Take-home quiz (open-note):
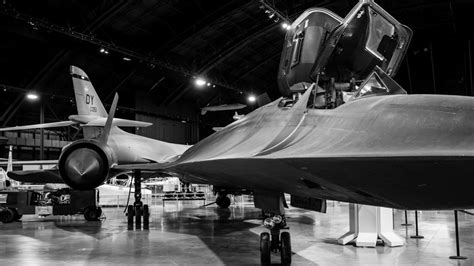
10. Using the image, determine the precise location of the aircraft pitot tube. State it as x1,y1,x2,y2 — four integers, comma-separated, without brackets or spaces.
58,139,118,190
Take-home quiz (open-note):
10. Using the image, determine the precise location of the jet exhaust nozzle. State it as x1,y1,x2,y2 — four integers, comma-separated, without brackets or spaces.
58,139,117,190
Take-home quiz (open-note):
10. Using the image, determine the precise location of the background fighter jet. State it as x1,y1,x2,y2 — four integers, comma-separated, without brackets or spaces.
1,66,191,189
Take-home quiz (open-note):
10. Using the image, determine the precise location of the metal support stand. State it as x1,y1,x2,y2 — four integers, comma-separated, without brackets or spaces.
401,210,412,226
410,211,424,239
127,170,149,230
449,210,467,260
127,205,134,230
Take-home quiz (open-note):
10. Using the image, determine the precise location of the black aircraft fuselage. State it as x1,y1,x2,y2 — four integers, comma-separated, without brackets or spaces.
171,93,474,210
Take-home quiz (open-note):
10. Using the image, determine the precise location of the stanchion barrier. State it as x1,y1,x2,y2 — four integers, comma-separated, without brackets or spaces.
410,211,424,239
401,210,412,226
449,210,467,260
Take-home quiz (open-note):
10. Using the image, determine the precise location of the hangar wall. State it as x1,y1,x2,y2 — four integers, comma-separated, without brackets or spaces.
134,91,199,144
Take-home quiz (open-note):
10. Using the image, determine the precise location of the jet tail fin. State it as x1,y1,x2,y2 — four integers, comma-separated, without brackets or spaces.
70,66,108,118
71,65,113,139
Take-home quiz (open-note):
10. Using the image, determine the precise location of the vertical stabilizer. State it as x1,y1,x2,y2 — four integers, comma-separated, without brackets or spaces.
70,66,108,117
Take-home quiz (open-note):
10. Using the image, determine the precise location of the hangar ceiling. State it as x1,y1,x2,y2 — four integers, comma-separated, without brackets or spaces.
0,0,473,136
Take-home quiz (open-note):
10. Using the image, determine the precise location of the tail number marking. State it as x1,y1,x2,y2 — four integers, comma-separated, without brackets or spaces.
86,94,97,113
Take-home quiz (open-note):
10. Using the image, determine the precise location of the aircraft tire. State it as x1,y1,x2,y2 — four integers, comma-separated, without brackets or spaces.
280,231,292,265
260,232,271,265
127,205,134,230
0,208,15,223
135,205,141,230
143,205,149,230
84,206,101,221
10,208,22,221
216,196,231,208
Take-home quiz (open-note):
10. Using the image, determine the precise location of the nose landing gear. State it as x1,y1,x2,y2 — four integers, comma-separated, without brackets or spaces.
260,214,292,265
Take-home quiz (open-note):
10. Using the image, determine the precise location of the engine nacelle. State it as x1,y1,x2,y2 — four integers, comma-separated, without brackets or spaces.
58,139,117,190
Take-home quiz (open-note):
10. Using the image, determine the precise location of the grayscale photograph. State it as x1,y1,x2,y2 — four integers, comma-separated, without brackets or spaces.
1,0,474,265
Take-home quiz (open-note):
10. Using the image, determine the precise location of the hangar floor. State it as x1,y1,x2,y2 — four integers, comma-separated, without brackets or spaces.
1,199,474,265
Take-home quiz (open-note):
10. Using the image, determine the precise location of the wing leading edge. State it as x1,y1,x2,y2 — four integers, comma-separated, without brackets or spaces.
0,121,77,131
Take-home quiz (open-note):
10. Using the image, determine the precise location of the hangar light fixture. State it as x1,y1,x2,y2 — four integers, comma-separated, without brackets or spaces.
99,47,109,55
195,78,207,87
26,92,39,100
122,57,131,61
259,0,292,30
247,94,257,103
281,22,291,30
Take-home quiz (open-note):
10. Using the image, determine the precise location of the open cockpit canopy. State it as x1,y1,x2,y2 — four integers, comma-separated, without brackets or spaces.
277,0,412,98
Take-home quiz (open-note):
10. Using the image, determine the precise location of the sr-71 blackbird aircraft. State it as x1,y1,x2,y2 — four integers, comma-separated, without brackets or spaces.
2,0,474,264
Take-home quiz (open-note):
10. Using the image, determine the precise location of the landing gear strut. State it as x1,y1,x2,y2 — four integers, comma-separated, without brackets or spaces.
127,170,149,230
260,214,292,265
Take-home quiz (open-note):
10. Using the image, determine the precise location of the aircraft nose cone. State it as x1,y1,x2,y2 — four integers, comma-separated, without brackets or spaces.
64,148,103,186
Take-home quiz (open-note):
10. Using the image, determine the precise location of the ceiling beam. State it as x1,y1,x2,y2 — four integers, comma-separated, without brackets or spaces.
0,3,245,94
14,0,130,93
0,1,130,125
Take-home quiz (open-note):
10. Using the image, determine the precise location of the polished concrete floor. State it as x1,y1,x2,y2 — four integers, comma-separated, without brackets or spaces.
1,198,474,265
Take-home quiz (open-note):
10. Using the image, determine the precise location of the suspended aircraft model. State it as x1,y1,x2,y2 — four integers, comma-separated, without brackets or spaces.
3,0,474,264
200,103,246,115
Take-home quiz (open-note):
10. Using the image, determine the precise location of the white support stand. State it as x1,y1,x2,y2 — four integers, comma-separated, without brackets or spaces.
378,207,404,247
337,204,359,245
338,204,404,247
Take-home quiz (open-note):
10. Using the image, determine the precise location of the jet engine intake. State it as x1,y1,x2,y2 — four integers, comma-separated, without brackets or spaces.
58,139,117,190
